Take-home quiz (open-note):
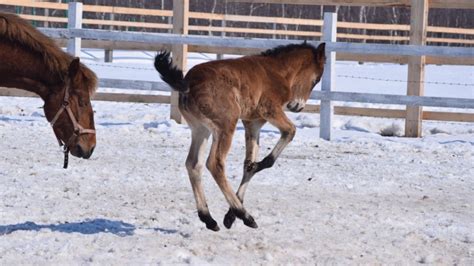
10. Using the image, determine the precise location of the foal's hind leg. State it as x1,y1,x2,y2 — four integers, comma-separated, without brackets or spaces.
224,119,265,229
207,123,258,229
185,125,220,231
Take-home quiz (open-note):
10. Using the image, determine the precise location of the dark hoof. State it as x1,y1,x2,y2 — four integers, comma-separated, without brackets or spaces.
198,211,219,231
243,217,258,229
204,218,220,231
206,223,220,232
231,208,258,229
223,209,236,229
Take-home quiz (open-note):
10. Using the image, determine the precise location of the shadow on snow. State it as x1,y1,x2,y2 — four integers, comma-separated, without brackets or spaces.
0,218,181,237
0,218,136,236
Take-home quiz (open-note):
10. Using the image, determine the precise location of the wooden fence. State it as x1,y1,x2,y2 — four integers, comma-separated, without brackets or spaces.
1,0,473,65
0,0,473,139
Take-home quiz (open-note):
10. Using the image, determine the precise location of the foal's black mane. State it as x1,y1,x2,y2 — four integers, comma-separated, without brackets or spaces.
261,42,318,58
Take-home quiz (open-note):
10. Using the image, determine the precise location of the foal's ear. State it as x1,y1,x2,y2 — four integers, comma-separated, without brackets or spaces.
68,57,81,78
315,43,326,62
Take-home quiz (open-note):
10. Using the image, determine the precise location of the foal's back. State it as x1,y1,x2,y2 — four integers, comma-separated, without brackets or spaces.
191,54,288,86
183,55,289,121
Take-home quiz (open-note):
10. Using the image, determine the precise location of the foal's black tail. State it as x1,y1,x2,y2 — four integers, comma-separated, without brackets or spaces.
154,51,189,93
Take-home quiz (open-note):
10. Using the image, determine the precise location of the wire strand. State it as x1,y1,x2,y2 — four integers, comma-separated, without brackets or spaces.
337,74,474,87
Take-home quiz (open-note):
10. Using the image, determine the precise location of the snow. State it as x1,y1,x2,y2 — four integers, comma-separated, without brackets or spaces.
0,51,473,264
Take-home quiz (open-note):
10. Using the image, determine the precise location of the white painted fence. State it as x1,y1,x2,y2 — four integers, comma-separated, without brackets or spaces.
29,3,474,139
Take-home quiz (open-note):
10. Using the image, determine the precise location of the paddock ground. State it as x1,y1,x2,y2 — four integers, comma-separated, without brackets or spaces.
1,98,473,264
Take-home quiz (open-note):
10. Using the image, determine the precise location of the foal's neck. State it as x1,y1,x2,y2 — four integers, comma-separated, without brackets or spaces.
270,52,308,79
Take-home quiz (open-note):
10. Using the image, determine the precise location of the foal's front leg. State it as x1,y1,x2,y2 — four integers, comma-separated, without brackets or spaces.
224,119,265,229
250,109,296,174
224,110,296,228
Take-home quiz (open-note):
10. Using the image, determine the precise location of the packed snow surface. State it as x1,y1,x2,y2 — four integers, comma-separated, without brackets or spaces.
0,52,473,264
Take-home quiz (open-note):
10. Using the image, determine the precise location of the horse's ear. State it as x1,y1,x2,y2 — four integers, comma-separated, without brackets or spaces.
68,57,81,78
315,43,326,62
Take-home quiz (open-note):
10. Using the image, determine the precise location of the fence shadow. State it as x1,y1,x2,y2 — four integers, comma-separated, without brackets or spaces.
0,218,135,237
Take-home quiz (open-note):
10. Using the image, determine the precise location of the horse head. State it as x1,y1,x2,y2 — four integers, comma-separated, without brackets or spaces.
44,58,97,159
287,42,326,112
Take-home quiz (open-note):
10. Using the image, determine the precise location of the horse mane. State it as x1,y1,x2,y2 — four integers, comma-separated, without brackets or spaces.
0,12,97,95
261,42,320,62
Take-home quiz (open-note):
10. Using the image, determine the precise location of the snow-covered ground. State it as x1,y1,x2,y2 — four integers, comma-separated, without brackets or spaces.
0,51,473,264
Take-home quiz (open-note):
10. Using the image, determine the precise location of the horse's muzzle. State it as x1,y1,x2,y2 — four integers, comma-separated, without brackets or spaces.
71,144,95,159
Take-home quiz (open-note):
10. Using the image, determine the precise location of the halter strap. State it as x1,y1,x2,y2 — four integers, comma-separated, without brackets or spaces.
49,84,95,168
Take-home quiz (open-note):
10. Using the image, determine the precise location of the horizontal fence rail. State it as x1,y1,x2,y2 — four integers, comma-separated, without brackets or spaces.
3,86,473,124
311,91,474,109
40,28,474,58
99,78,169,92
99,79,474,111
226,0,474,9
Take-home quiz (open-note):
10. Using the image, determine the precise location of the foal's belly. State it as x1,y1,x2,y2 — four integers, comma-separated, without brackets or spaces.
238,98,262,120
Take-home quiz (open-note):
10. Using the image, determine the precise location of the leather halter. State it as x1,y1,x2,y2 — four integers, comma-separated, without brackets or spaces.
49,84,95,169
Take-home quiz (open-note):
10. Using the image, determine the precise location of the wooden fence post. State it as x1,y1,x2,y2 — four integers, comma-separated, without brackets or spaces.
319,12,337,141
170,0,188,123
105,13,114,63
216,19,225,60
67,2,82,57
44,8,49,28
405,0,428,137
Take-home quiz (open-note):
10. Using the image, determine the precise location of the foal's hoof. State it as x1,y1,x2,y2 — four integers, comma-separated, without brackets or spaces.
223,210,236,229
231,208,258,229
243,216,258,229
198,211,219,231
206,223,220,232
204,218,220,231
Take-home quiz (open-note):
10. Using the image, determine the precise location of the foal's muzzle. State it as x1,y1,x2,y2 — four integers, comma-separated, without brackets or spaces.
287,101,305,113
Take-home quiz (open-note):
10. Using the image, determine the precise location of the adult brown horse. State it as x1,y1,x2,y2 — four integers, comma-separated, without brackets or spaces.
0,12,97,167
155,42,325,231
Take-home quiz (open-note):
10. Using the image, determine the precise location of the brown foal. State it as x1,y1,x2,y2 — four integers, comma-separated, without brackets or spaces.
155,42,325,231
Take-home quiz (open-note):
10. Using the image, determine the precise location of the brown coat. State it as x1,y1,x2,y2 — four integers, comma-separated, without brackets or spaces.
155,42,325,231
